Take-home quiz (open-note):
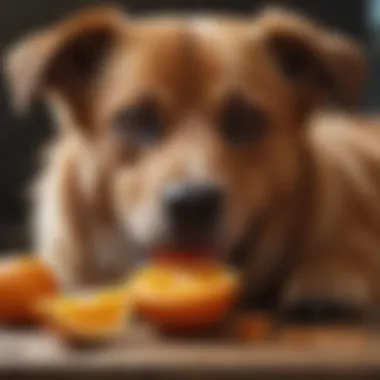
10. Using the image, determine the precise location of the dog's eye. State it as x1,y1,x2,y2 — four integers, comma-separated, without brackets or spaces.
221,96,268,145
113,100,162,146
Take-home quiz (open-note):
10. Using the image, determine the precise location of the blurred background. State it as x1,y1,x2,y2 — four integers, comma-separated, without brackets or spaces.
0,0,378,251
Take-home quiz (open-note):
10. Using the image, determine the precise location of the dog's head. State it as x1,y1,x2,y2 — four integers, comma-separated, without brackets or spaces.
5,7,365,257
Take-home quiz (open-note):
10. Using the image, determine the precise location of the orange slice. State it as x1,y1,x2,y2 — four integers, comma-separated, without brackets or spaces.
38,288,133,344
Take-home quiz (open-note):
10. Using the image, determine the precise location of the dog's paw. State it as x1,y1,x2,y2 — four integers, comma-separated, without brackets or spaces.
280,269,371,324
281,297,365,324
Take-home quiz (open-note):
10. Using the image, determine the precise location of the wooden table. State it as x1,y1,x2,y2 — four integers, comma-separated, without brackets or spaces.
1,326,380,380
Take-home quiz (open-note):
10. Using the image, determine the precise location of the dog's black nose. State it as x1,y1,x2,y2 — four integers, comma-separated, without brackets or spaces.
164,183,222,233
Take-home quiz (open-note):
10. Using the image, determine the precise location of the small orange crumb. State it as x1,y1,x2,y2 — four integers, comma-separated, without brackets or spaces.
232,313,274,342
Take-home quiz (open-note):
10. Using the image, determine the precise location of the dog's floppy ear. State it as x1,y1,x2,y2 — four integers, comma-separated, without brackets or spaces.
4,6,126,127
256,8,366,113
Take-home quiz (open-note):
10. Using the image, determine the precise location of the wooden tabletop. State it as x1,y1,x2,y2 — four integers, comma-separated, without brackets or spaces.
1,326,380,380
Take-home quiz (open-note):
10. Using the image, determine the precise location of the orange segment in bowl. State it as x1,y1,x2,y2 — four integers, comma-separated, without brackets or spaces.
38,288,133,343
129,261,240,332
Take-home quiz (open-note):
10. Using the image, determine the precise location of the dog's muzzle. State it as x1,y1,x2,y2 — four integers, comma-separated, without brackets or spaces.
163,182,223,247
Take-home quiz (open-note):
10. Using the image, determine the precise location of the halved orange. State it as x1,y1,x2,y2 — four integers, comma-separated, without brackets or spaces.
38,288,133,344
129,259,240,332
0,255,59,324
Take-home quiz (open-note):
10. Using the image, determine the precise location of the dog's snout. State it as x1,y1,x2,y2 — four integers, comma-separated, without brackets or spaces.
164,183,222,230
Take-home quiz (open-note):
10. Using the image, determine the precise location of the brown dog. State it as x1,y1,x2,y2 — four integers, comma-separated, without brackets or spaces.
4,6,377,321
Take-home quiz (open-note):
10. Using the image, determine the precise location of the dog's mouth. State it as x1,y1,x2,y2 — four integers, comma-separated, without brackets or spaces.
152,239,220,260
121,216,224,262
153,246,218,262
148,229,222,260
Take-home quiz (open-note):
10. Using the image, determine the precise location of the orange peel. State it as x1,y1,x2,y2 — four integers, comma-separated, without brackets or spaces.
0,256,58,324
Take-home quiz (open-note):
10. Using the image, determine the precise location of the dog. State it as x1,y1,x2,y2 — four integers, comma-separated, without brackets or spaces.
4,6,377,321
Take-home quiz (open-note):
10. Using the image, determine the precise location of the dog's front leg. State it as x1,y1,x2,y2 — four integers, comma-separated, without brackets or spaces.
32,164,100,290
280,249,376,323
37,228,96,290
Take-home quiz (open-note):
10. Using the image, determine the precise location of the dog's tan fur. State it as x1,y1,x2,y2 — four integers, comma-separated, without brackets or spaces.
4,6,379,313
